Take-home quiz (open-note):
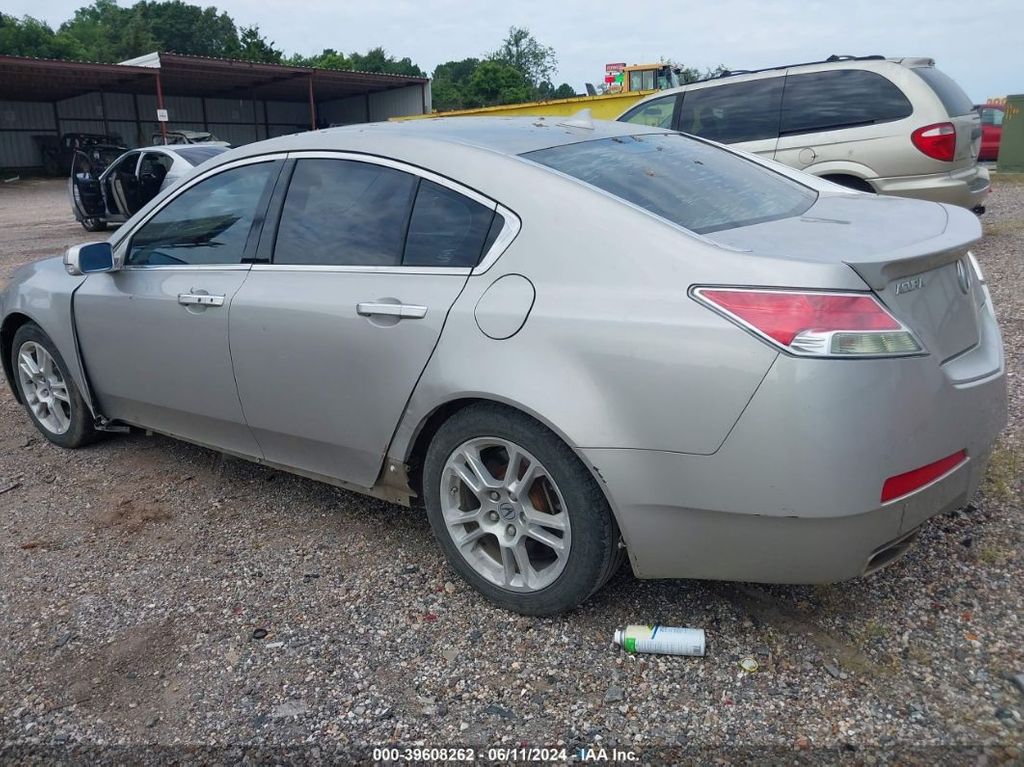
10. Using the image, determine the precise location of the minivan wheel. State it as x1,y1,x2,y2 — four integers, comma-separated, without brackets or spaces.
423,403,622,615
81,218,107,232
11,323,98,448
822,174,876,194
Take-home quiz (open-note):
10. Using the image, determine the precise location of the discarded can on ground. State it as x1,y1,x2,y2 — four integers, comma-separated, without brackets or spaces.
613,624,706,656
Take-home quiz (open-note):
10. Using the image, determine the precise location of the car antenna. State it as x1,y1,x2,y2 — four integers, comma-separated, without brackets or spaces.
557,109,596,130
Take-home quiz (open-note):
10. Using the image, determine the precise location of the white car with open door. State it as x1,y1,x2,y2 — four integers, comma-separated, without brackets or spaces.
69,143,229,231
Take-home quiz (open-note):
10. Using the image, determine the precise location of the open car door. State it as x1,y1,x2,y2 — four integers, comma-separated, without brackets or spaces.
68,150,107,221
110,162,142,217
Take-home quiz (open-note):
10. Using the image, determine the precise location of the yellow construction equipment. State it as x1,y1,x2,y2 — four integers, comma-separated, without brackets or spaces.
400,62,680,121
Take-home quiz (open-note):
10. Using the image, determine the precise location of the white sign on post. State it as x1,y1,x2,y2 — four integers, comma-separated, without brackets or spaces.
156,109,169,122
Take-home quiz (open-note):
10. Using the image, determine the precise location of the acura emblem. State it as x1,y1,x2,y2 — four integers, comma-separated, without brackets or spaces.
956,259,971,294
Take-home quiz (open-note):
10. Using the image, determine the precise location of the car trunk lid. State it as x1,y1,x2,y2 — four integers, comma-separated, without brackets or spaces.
704,194,984,362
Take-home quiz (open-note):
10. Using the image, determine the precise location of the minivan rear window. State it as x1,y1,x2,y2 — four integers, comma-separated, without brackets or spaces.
524,134,816,235
780,70,913,135
913,67,974,117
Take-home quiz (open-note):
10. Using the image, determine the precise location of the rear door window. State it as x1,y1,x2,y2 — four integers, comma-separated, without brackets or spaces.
524,133,816,235
620,95,678,128
780,70,913,135
677,78,784,143
403,180,497,268
913,67,975,117
274,159,418,267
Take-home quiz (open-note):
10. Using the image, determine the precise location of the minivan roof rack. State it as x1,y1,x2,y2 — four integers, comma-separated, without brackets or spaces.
714,54,886,81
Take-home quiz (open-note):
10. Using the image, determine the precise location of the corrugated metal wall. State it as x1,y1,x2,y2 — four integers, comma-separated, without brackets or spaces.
0,100,57,168
1,82,428,170
369,85,425,122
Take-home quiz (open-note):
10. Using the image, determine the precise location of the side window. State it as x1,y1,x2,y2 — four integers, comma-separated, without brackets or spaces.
678,78,784,143
127,161,276,266
274,159,417,267
139,152,172,180
620,95,678,128
780,70,913,136
111,152,140,175
404,180,496,268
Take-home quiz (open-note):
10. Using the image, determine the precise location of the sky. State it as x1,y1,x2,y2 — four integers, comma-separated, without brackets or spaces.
7,0,1023,103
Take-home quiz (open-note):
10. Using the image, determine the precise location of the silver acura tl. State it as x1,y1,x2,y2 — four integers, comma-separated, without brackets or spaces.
1,117,1007,615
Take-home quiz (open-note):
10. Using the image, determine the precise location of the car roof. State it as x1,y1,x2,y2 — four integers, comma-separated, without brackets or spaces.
231,116,668,159
630,56,937,104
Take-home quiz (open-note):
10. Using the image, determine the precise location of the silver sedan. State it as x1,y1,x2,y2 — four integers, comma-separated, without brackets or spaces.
2,117,1007,614
69,143,228,232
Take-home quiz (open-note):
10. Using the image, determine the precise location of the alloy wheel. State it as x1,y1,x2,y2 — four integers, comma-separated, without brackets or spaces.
440,437,572,592
16,341,72,435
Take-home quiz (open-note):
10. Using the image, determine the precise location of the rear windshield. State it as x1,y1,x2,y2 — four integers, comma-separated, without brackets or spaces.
175,146,227,166
913,67,974,116
523,133,817,235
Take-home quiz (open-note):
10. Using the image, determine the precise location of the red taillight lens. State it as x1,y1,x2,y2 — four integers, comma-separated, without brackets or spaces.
692,288,921,357
911,122,957,161
881,450,967,503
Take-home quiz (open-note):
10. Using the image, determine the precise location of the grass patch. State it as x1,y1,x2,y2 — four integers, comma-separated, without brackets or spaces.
991,172,1024,185
982,441,1021,505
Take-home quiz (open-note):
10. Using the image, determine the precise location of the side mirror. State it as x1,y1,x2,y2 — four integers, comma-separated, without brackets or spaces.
64,242,115,276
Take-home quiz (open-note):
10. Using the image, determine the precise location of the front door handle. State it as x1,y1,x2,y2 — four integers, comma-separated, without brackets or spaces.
178,293,225,307
356,302,427,319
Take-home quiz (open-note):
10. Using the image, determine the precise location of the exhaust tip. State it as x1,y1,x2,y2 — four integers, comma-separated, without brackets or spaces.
864,528,920,575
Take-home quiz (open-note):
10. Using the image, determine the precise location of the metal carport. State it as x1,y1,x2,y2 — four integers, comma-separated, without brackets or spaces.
0,52,431,171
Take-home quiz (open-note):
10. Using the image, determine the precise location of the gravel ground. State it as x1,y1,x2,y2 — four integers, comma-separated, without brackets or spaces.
0,177,1021,763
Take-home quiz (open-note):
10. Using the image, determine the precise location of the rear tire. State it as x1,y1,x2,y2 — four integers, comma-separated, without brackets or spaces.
423,403,622,615
81,218,107,232
11,322,98,449
822,174,876,194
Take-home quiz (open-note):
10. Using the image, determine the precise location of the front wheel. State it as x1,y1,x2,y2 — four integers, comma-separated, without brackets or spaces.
11,323,98,448
423,403,622,615
81,218,107,232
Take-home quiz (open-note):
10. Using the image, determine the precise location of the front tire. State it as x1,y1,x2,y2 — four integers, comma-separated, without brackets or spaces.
423,403,622,615
81,218,107,232
11,323,97,448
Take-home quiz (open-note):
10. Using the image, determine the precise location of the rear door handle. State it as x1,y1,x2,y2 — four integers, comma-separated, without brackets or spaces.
356,302,427,319
178,293,225,307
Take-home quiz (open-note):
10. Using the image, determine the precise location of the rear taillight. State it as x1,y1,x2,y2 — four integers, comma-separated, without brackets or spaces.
692,287,923,358
881,450,967,503
911,122,957,161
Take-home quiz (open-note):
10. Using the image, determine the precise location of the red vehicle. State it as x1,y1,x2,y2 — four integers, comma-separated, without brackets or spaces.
975,102,1004,161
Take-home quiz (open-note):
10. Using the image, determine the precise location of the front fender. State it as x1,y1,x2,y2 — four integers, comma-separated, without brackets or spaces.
1,257,94,414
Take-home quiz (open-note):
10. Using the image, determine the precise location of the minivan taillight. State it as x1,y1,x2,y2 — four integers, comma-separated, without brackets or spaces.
692,287,924,358
911,122,957,161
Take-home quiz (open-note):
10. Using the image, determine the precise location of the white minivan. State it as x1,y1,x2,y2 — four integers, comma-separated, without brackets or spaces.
619,56,990,211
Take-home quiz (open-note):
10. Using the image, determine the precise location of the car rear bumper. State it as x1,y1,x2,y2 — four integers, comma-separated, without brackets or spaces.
872,164,990,209
585,319,1007,582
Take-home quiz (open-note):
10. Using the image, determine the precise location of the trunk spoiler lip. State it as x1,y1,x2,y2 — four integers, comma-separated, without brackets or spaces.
843,202,982,290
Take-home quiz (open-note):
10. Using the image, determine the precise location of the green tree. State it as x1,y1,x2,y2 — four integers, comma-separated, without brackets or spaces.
56,0,129,61
489,26,556,91
467,60,531,107
431,57,481,111
0,14,85,59
134,1,238,57
552,83,576,99
288,48,351,69
349,46,425,77
236,24,281,63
